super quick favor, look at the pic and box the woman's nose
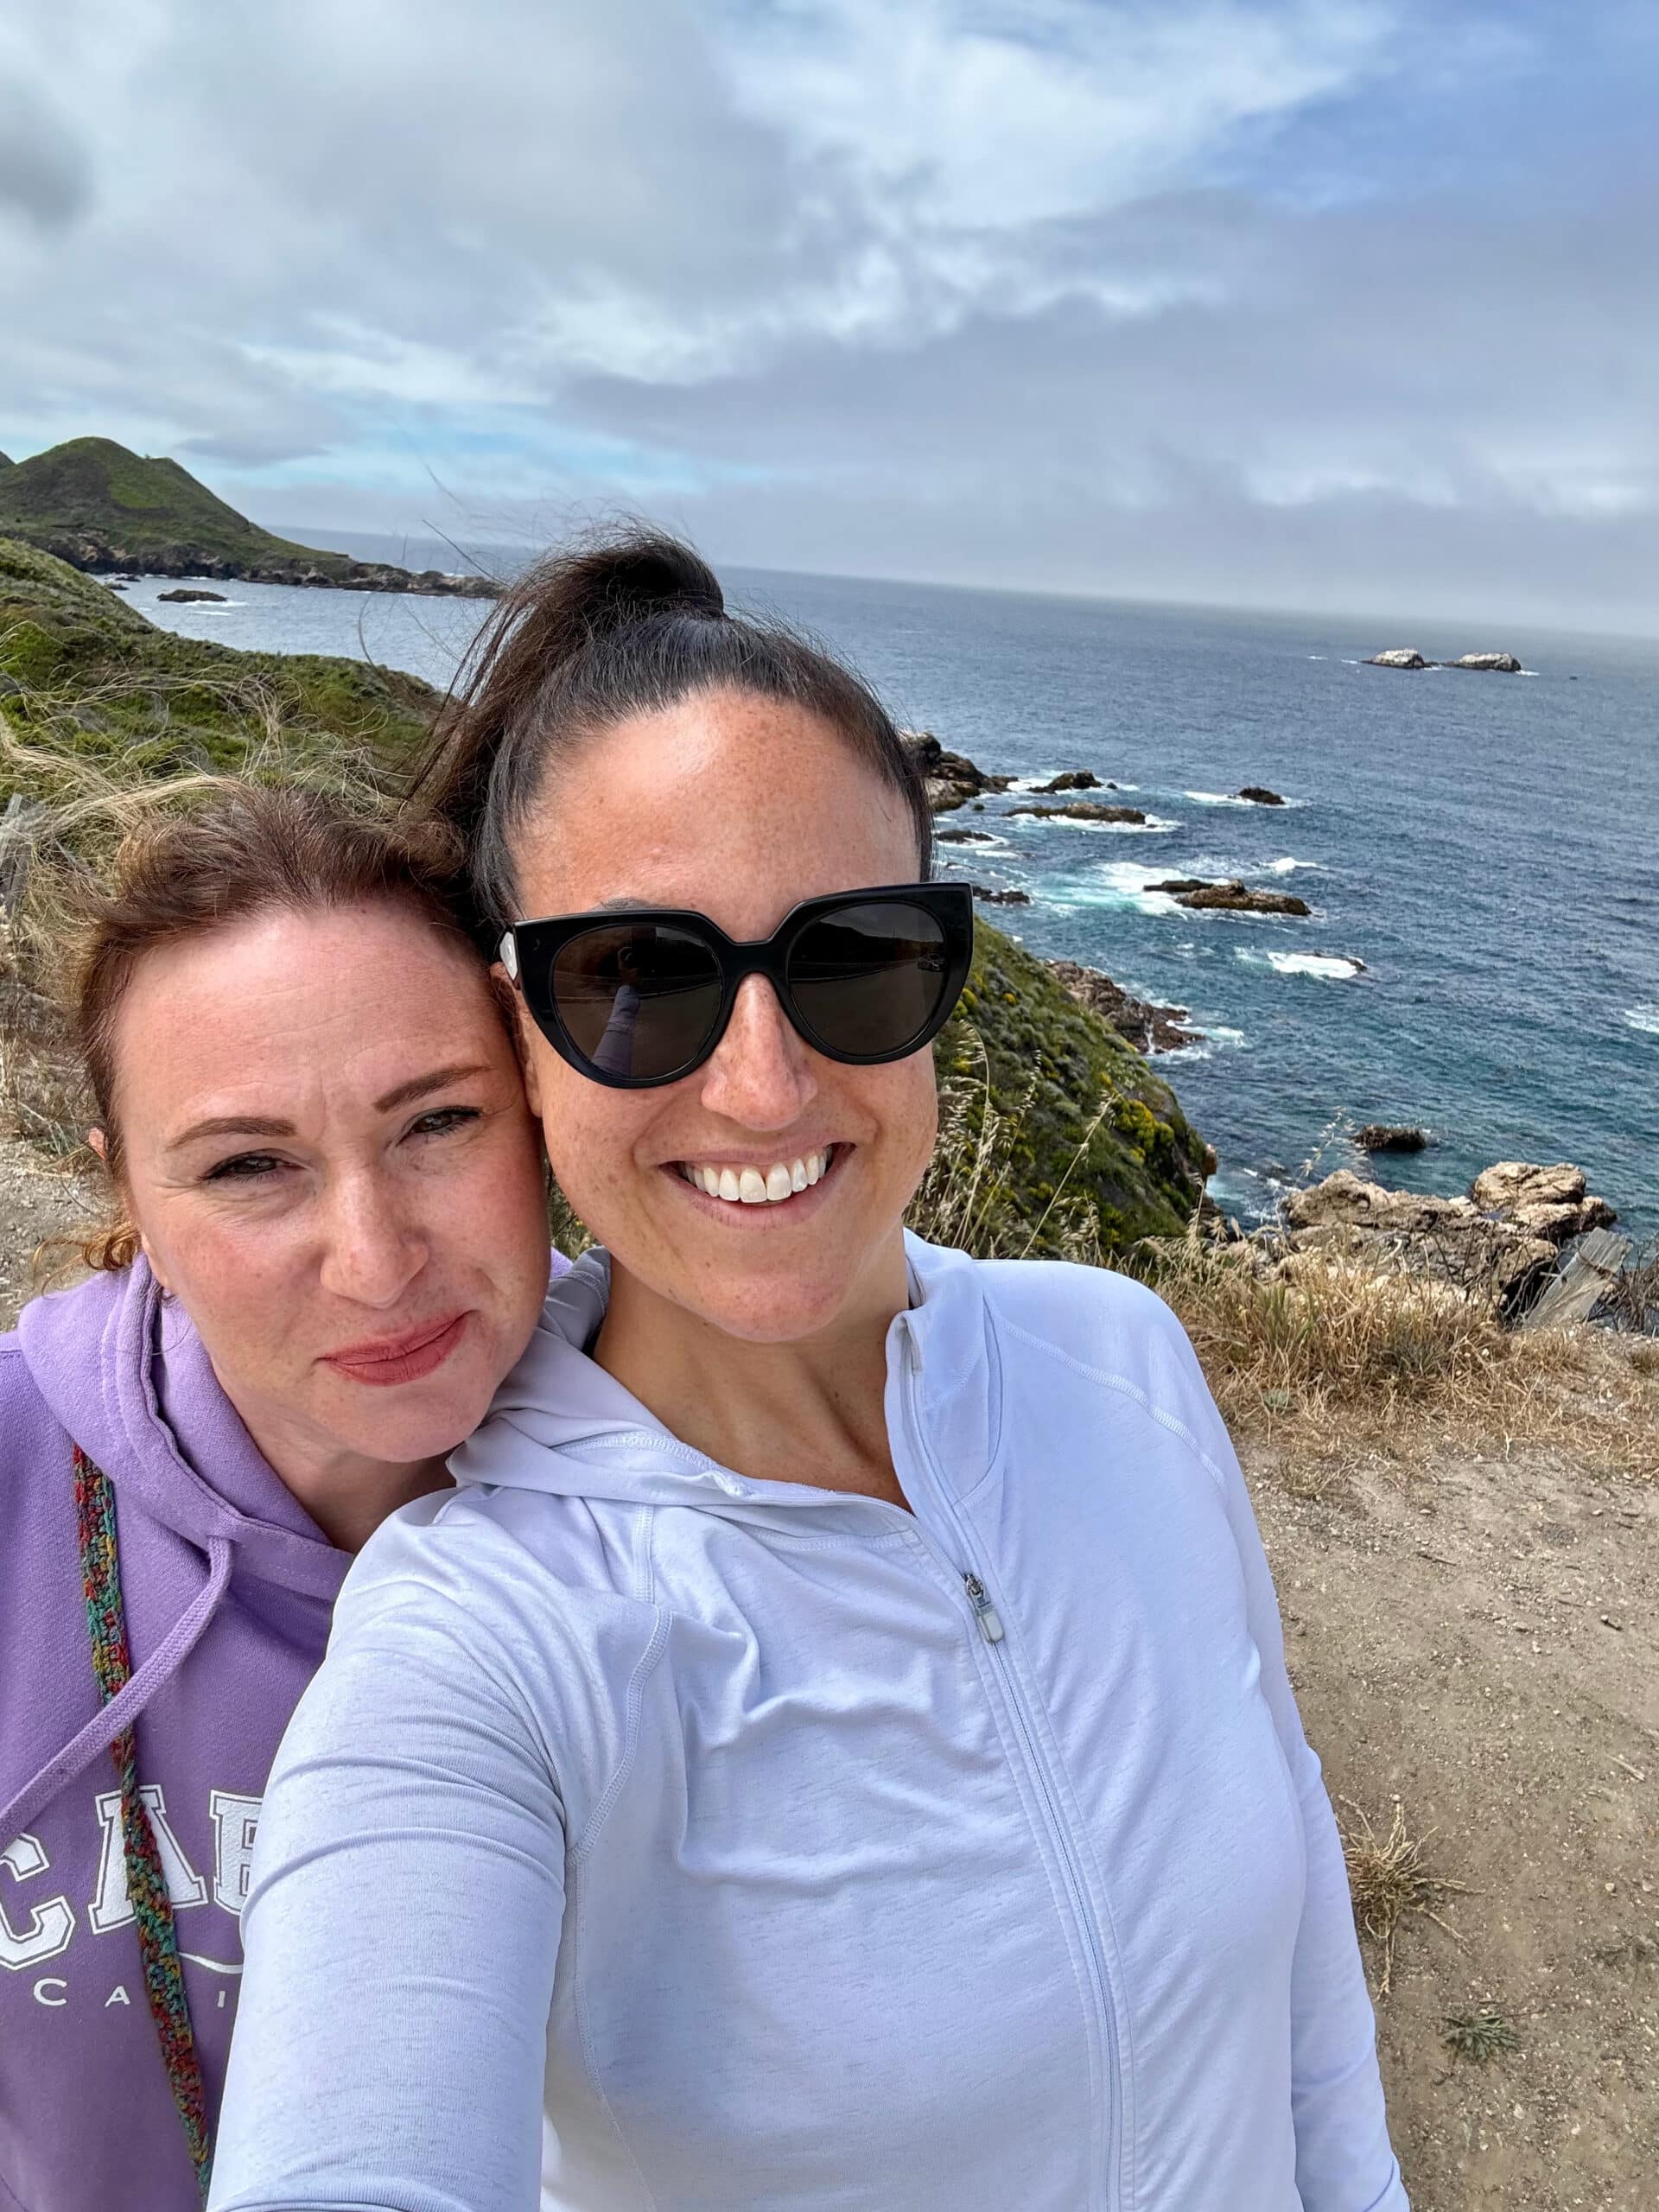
[317,1173,428,1307]
[697,975,818,1129]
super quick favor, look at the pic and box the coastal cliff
[0,439,495,596]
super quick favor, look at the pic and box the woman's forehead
[513,691,919,925]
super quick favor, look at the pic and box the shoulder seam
[997,1312,1230,1497]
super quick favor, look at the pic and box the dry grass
[1136,1240,1659,1480]
[1339,1797,1469,1997]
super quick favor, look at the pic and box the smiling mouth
[676,1145,838,1206]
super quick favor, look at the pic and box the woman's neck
[224,1384,453,1552]
[595,1240,912,1508]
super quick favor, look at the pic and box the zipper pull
[963,1571,1005,1644]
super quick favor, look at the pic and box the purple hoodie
[1,1260,350,2212]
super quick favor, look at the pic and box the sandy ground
[1,1139,1652,2207]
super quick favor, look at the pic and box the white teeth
[681,1147,837,1206]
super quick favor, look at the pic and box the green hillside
[0,437,354,580]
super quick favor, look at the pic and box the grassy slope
[0,437,353,575]
[934,922,1205,1253]
[0,533,1204,1251]
[0,533,434,786]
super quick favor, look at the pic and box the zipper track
[895,1333,1124,2211]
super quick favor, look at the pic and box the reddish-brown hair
[64,782,474,1270]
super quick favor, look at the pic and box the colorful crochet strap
[73,1444,213,2202]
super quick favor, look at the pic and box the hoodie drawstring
[73,1445,217,2202]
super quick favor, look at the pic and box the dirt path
[1251,1442,1657,2209]
[0,1138,1651,2204]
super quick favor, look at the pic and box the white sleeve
[208,1586,565,2212]
[1160,1315,1409,2212]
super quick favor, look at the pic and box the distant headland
[0,437,496,597]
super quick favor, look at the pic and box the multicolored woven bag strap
[73,1444,213,2202]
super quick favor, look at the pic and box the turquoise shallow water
[126,551,1659,1236]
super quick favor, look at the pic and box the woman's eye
[406,1106,480,1141]
[203,1154,285,1183]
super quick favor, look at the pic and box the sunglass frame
[501,880,976,1090]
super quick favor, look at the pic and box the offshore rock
[966,883,1031,905]
[1035,770,1101,792]
[1237,785,1286,804]
[157,587,227,603]
[1149,876,1311,917]
[1446,652,1522,672]
[1047,959,1200,1054]
[899,728,1013,813]
[1356,1124,1429,1153]
[1010,801,1147,825]
[1365,648,1429,669]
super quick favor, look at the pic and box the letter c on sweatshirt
[1,1834,76,1971]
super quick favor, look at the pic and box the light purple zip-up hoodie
[0,1245,567,2212]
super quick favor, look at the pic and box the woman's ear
[86,1126,107,1161]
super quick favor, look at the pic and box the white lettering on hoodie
[213,1236,1408,2212]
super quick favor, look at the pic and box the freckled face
[110,901,552,1479]
[507,690,938,1344]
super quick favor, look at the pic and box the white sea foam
[1007,810,1179,836]
[1274,950,1362,977]
[1236,947,1362,981]
[1624,1006,1659,1037]
[1264,856,1328,876]
[1185,790,1250,807]
[1007,773,1139,794]
[1044,861,1184,917]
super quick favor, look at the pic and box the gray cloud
[1,1,1656,631]
[0,79,91,231]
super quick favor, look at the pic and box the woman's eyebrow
[373,1063,494,1114]
[167,1065,494,1151]
[168,1114,293,1152]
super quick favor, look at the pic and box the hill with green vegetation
[0,532,1203,1251]
[0,438,493,595]
[0,531,436,790]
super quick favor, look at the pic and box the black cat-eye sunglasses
[499,881,974,1090]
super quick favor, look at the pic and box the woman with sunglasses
[212,535,1405,2212]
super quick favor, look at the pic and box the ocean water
[122,550,1659,1236]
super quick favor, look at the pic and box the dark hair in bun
[408,524,931,938]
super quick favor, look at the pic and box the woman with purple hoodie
[0,783,560,2212]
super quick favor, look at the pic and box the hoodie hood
[449,1233,1001,1526]
[19,1255,346,1602]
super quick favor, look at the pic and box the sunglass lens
[550,923,723,1082]
[788,900,952,1060]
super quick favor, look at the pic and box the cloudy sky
[3,1,1656,630]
